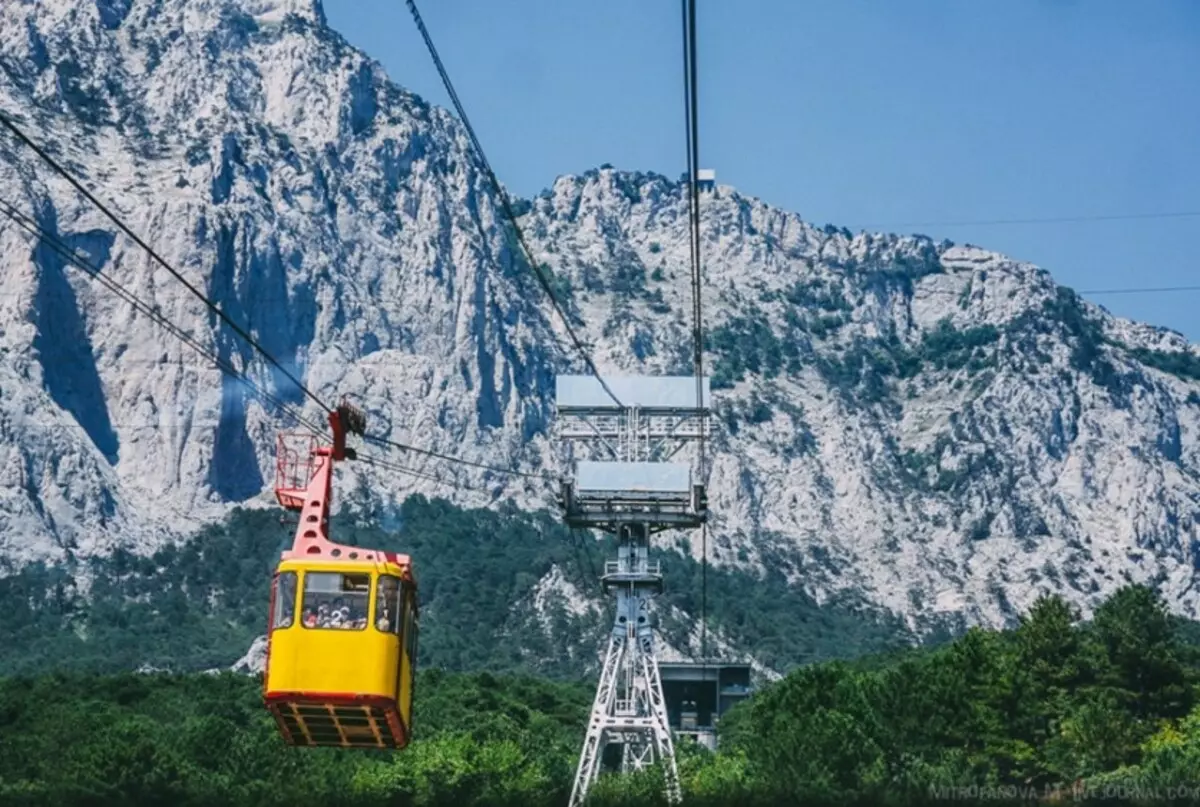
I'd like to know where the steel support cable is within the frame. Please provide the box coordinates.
[681,0,709,664]
[0,110,334,417]
[0,198,314,432]
[361,433,555,482]
[358,456,454,486]
[357,452,488,491]
[858,210,1200,230]
[574,527,601,591]
[0,280,1194,300]
[0,198,327,438]
[0,111,554,486]
[1079,285,1200,295]
[403,0,624,410]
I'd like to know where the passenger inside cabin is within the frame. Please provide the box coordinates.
[300,572,372,630]
[329,598,347,627]
[375,575,401,635]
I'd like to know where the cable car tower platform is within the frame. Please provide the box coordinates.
[555,374,710,807]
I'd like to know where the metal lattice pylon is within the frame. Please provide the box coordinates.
[569,525,681,807]
[554,375,710,807]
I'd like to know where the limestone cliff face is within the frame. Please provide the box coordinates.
[0,0,560,565]
[2,0,1199,635]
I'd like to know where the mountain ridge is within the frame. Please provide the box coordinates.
[1,0,1199,645]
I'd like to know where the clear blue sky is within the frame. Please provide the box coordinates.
[323,0,1200,339]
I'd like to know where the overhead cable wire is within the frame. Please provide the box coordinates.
[917,284,1200,301]
[357,452,488,491]
[1079,284,1200,296]
[402,0,623,410]
[0,109,550,487]
[3,280,1198,299]
[1,203,540,481]
[0,109,333,417]
[680,0,709,664]
[855,210,1200,231]
[575,527,601,590]
[362,433,555,482]
[0,197,327,438]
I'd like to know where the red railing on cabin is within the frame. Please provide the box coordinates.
[275,432,320,510]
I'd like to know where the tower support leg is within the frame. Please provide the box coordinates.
[568,524,680,807]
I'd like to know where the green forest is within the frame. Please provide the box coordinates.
[0,585,1198,805]
[0,496,909,677]
[2,498,1200,805]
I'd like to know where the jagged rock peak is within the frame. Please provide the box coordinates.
[2,0,1200,644]
[243,0,327,25]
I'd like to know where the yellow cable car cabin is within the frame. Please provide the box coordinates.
[262,403,418,749]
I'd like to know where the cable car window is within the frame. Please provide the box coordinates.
[300,571,370,630]
[271,571,297,630]
[374,575,401,634]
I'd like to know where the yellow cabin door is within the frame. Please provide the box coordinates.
[397,586,417,729]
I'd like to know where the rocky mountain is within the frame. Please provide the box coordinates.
[0,0,559,564]
[1,0,1199,640]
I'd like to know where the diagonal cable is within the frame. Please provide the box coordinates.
[0,109,332,416]
[403,0,623,409]
[0,108,552,485]
[0,196,327,437]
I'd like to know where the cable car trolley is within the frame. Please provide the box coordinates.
[263,400,418,749]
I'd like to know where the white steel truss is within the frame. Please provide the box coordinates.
[568,525,681,807]
[555,375,709,807]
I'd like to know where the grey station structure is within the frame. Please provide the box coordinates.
[659,660,754,750]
